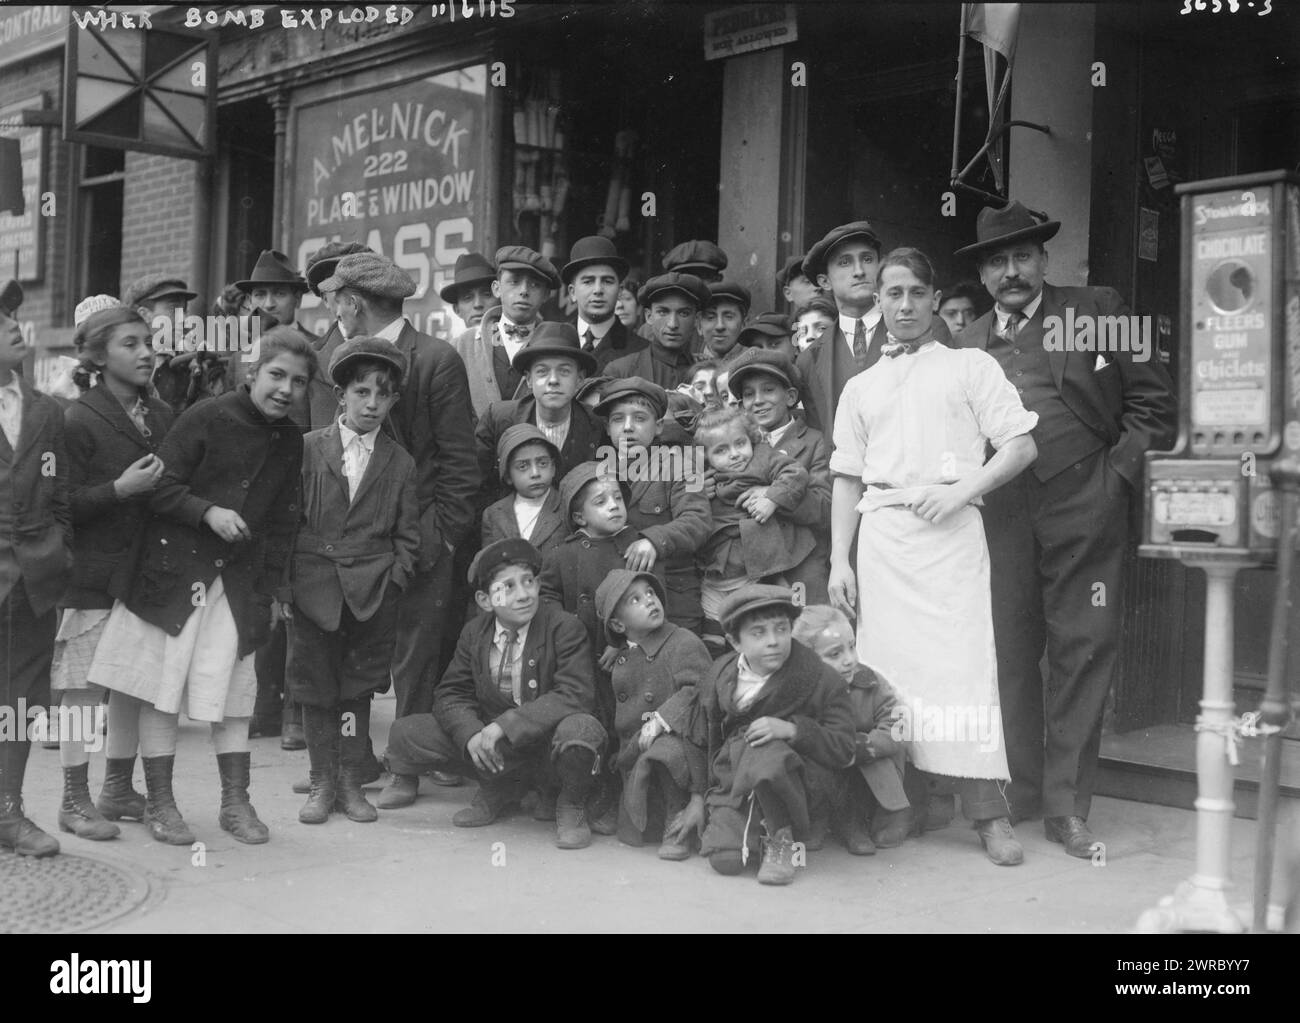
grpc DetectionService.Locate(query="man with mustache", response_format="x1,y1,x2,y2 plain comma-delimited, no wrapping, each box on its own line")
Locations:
955,201,1176,859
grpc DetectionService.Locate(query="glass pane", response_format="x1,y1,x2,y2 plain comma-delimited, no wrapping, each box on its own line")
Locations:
80,33,136,84
76,80,136,128
146,32,200,80
81,93,141,141
100,29,144,79
143,93,203,151
152,59,205,98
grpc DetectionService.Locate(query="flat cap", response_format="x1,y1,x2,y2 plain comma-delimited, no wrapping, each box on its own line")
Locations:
438,251,496,303
319,253,417,301
558,460,621,523
637,272,709,311
727,348,802,400
575,375,612,405
497,423,560,483
494,245,561,292
738,312,794,346
510,321,597,376
718,583,800,633
776,254,810,289
235,249,308,293
306,242,373,297
468,537,543,592
802,221,883,281
593,376,668,420
595,569,666,644
328,336,408,388
123,274,197,309
707,278,752,311
662,239,727,276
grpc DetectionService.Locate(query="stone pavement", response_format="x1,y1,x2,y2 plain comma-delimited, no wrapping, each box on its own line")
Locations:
14,692,1286,934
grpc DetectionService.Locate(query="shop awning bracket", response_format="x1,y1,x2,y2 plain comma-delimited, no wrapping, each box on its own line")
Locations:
950,118,1051,212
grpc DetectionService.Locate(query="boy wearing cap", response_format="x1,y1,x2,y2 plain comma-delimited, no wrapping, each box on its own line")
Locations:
474,322,603,506
382,538,606,850
439,252,496,334
737,313,798,363
593,378,712,632
778,254,821,312
453,245,561,421
284,338,419,825
596,569,711,860
728,350,831,603
563,236,646,372
662,240,728,283
700,585,856,885
698,280,751,367
481,424,566,558
603,274,710,391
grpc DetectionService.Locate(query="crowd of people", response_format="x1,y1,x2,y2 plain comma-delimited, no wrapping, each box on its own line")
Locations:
0,197,1176,886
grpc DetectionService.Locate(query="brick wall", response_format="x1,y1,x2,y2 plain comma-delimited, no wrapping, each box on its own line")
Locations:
120,152,197,299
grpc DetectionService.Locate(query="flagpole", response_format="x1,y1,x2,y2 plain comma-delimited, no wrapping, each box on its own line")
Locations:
951,4,968,184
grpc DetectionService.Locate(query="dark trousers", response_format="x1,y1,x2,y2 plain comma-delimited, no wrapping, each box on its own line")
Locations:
391,554,456,719
981,447,1129,820
290,587,399,707
1,579,56,811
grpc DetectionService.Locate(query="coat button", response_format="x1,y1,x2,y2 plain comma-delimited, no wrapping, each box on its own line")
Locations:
582,540,591,549
214,558,224,568
646,654,655,662
325,544,334,552
241,480,250,488
654,505,662,513
527,679,537,690
617,693,628,702
644,693,654,703
616,656,626,665
579,593,590,602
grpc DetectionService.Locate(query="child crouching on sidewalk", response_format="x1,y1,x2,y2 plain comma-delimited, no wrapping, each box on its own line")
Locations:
701,585,855,885
793,605,913,855
595,569,711,860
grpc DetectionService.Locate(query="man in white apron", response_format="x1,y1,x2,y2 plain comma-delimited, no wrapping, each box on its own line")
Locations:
827,248,1038,866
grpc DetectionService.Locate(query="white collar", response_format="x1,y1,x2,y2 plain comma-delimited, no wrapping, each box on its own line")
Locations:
493,618,530,646
765,417,796,446
736,653,774,685
838,307,881,338
338,415,379,452
514,492,547,510
995,290,1043,331
577,315,615,340
372,317,407,343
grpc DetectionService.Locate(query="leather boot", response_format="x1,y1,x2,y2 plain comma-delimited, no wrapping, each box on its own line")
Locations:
280,698,305,751
452,777,519,827
0,740,60,857
336,701,377,823
97,756,147,821
217,752,270,844
142,755,195,845
299,704,338,825
554,747,597,850
656,767,692,862
757,825,797,885
58,763,120,840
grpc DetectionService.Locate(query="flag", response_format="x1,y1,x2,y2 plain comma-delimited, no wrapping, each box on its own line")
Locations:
961,4,1021,192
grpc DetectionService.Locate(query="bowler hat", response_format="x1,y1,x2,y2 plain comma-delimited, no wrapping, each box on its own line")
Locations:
803,221,883,282
468,537,543,592
595,569,666,645
438,252,497,303
737,312,792,347
319,253,417,301
494,245,561,292
561,236,629,285
328,336,408,388
306,242,373,297
497,423,561,483
727,348,802,400
954,199,1061,259
662,240,727,277
637,272,709,311
707,279,751,312
510,321,598,376
593,376,668,420
236,250,308,293
123,274,197,309
717,583,799,634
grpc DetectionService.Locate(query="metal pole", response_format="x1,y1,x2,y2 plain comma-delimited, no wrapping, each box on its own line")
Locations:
951,5,967,183
1195,562,1241,899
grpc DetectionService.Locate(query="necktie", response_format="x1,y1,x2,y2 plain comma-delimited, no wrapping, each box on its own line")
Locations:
1002,310,1024,343
497,628,518,703
582,329,596,352
852,318,869,370
502,321,533,341
881,332,922,359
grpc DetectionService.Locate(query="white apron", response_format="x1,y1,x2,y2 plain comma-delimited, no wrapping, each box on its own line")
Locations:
855,488,1009,780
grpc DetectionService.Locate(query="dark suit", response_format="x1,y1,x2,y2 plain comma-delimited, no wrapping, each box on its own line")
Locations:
474,396,605,505
569,317,648,373
603,341,695,392
958,282,1176,821
767,418,832,604
481,489,567,558
306,319,348,429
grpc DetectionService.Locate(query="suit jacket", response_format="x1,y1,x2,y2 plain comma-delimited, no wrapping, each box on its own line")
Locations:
481,488,567,557
63,384,174,608
434,599,596,753
768,418,831,530
568,317,648,373
603,341,695,392
307,319,348,429
390,320,481,567
290,421,420,632
0,374,73,615
539,525,661,652
453,306,531,420
109,387,304,658
956,283,1176,488
474,396,605,505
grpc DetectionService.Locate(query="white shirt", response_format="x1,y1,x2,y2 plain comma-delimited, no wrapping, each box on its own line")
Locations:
338,416,379,501
839,307,882,357
372,316,409,345
513,493,546,541
536,411,570,452
497,316,536,361
492,619,530,705
734,654,773,712
994,290,1043,335
0,370,22,448
764,417,795,448
576,315,616,347
829,342,1038,491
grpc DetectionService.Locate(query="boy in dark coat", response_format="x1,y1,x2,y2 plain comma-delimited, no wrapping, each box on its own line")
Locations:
701,585,856,885
0,284,73,856
593,377,711,632
382,539,607,849
793,605,913,856
480,424,566,558
284,338,420,825
596,569,711,860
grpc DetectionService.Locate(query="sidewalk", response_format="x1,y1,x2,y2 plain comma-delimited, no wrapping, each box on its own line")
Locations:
16,692,1276,934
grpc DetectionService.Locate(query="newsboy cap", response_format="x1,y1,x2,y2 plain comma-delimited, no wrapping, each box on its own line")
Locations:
953,199,1061,259
776,254,810,290
123,274,197,309
438,251,496,303
707,278,752,312
235,249,308,293
595,569,666,645
593,376,668,420
497,423,561,483
637,272,709,311
494,245,561,292
662,239,727,277
327,336,408,388
737,312,793,347
802,221,883,281
468,537,543,592
318,253,417,301
717,583,800,634
727,348,802,401
306,242,374,297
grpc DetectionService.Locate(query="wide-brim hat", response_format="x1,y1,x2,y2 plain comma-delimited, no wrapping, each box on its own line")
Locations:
803,221,883,281
497,423,561,483
954,199,1061,259
595,569,666,645
662,239,727,276
561,235,629,285
236,249,308,293
637,272,709,311
438,252,497,303
593,376,668,420
495,245,561,292
737,312,792,347
717,583,799,633
327,336,408,388
727,349,802,401
468,538,543,592
305,242,373,297
510,321,598,376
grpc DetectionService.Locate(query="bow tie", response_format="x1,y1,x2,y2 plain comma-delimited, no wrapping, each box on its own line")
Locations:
881,333,923,358
502,321,534,341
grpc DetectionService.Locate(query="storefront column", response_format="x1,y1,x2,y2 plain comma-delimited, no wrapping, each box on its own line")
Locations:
1009,3,1095,286
717,47,785,309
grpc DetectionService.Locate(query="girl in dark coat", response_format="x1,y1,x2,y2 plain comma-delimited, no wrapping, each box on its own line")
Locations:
52,307,173,841
88,327,315,846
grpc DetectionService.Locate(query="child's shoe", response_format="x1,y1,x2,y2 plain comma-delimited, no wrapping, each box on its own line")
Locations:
757,825,797,885
555,795,592,849
845,811,877,856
